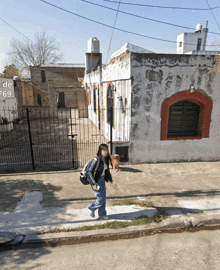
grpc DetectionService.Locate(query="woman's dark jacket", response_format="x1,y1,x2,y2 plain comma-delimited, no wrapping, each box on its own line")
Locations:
86,155,112,186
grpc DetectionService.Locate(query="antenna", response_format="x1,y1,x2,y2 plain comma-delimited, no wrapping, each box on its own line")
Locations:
206,20,208,28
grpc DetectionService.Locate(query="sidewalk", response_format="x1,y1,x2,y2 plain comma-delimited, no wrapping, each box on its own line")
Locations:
1,160,220,245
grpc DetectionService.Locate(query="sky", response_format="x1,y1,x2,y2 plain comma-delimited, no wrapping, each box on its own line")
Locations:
1,0,220,75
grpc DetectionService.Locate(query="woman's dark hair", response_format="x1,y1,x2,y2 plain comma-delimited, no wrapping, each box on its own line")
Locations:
96,143,111,165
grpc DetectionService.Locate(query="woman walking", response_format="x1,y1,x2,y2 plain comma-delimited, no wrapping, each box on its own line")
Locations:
86,143,113,220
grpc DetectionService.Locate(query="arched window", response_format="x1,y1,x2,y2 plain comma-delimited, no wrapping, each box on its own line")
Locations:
41,70,46,82
37,93,42,106
107,85,113,124
167,101,200,137
161,90,213,140
93,86,96,112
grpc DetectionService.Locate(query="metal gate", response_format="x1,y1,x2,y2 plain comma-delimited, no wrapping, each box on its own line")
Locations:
0,106,129,174
0,107,79,173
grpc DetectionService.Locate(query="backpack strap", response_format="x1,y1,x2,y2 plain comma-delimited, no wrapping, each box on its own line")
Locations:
93,156,100,178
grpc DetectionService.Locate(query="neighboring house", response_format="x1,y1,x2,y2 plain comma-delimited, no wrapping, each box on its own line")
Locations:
83,31,220,164
29,63,87,115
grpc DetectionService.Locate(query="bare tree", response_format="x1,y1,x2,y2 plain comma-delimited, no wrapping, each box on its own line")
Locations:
8,31,64,71
210,40,220,52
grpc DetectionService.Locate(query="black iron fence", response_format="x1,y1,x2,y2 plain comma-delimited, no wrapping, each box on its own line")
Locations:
0,106,130,174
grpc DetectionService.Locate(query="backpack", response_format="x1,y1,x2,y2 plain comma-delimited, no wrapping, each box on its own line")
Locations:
80,157,100,185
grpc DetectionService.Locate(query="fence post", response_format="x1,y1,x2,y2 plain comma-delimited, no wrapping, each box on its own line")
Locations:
110,106,113,155
69,107,75,168
26,108,35,170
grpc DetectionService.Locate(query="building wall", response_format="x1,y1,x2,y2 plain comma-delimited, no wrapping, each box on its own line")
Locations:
177,29,207,54
130,52,220,164
21,80,34,106
30,66,85,112
83,68,102,132
13,79,23,118
102,53,131,142
84,53,132,143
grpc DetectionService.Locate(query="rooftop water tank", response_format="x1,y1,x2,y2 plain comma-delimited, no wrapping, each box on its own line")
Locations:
87,37,100,53
196,23,202,31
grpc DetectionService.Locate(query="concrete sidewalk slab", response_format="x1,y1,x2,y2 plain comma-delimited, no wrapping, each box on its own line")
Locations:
0,232,16,244
0,191,158,235
1,161,220,245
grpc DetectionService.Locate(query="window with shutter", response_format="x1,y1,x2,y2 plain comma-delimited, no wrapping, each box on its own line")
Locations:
160,90,212,140
167,101,200,137
107,85,113,124
93,86,96,113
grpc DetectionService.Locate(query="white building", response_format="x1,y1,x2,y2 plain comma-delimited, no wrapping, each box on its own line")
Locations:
177,23,208,54
83,35,220,164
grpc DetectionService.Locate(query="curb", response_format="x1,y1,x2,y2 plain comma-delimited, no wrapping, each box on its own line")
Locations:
2,216,220,247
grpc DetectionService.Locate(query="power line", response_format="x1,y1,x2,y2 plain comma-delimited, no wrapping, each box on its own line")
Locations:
0,18,34,43
81,0,220,36
105,0,121,64
206,0,220,31
102,0,220,10
39,0,216,47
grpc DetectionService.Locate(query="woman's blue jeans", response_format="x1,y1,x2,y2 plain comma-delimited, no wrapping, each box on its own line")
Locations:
87,177,107,217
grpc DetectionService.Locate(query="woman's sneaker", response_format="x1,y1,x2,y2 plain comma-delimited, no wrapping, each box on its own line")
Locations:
88,209,95,218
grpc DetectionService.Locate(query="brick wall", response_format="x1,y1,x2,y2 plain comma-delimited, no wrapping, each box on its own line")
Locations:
13,80,23,118
21,80,34,106
29,66,86,111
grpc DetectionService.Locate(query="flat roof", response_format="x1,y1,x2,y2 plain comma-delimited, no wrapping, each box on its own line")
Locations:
111,43,155,59
31,63,85,68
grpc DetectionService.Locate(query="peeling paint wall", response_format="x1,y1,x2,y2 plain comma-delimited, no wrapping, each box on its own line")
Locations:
130,52,220,164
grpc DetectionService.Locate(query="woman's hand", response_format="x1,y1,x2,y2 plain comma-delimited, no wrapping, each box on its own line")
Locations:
92,184,98,190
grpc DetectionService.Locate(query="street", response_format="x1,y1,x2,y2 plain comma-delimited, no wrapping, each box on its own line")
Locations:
1,229,220,270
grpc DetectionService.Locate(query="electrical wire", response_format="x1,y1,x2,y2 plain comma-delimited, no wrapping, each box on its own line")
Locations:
81,0,220,36
0,18,34,43
101,0,220,10
40,0,217,47
105,0,121,64
206,0,220,31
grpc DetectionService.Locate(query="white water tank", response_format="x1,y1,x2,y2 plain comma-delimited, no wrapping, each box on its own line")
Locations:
87,37,100,53
196,23,202,32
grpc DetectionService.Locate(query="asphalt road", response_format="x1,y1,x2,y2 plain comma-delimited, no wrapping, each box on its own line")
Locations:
1,229,220,270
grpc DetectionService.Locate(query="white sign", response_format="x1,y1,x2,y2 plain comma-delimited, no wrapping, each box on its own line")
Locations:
0,78,15,100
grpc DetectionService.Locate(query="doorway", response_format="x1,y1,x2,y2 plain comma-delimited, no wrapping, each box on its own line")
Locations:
58,92,65,108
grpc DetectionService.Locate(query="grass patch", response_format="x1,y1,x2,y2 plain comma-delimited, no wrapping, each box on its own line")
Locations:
112,199,154,208
41,209,168,234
